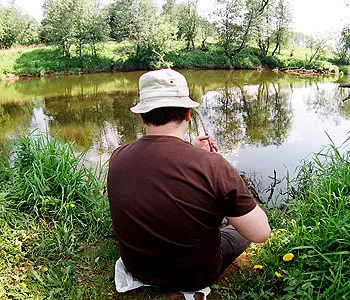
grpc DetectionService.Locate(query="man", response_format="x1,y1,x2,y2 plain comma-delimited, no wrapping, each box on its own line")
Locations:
107,69,271,292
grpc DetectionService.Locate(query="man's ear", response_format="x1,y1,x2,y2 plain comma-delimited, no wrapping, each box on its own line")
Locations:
185,109,191,122
138,114,146,124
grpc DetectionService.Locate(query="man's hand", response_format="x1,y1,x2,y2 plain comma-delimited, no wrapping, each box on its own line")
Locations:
193,136,219,152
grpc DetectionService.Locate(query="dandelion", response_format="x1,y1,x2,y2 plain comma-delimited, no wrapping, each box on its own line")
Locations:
275,271,282,278
21,282,27,288
99,190,104,195
283,253,294,261
70,204,75,208
253,264,263,269
96,218,101,222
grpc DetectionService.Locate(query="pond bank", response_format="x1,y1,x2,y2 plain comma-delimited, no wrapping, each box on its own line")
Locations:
0,132,349,299
0,43,344,82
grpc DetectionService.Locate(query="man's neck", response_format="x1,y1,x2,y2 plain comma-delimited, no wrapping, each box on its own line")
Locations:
145,121,187,140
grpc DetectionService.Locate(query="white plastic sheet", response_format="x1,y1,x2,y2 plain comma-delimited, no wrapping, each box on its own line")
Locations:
115,258,211,300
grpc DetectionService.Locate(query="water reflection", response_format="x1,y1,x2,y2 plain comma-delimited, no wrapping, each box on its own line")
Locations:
201,82,293,149
1,70,350,199
44,91,143,151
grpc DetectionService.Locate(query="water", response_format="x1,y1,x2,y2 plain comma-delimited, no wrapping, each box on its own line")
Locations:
1,70,350,201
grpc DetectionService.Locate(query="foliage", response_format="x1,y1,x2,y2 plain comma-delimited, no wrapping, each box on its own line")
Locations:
336,26,350,64
0,6,40,48
41,0,108,57
108,0,177,61
165,49,231,68
231,50,261,69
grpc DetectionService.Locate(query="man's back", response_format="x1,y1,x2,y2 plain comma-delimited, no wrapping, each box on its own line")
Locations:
108,135,256,291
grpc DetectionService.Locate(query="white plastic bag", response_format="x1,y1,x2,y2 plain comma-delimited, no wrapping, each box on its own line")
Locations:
114,258,211,300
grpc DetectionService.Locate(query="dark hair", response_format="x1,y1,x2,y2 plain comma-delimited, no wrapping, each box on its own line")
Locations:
140,107,189,126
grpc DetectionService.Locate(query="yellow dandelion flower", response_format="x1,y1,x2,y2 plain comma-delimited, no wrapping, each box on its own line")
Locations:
253,264,263,269
96,218,101,222
283,253,294,261
275,271,282,278
70,204,75,208
99,190,104,195
21,282,27,288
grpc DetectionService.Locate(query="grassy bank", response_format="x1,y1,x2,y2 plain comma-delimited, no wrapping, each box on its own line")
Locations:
212,137,350,299
0,42,343,80
0,132,349,299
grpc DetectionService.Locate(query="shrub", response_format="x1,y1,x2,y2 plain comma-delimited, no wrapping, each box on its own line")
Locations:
261,56,282,68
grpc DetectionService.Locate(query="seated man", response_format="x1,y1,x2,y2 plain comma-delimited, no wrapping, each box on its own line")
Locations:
107,69,271,291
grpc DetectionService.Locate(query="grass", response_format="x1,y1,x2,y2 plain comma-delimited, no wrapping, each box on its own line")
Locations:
0,132,349,299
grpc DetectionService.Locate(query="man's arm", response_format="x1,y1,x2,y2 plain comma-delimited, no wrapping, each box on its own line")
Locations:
227,205,271,243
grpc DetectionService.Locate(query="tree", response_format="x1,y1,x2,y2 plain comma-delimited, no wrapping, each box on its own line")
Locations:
270,0,291,56
178,0,199,51
215,0,271,55
108,0,177,58
0,6,34,48
108,0,135,42
336,26,350,63
197,16,216,50
41,0,108,57
214,0,244,55
307,36,329,64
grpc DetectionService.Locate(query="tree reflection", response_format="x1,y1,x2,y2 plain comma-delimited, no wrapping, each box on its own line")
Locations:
44,91,143,151
304,83,350,124
202,81,293,148
0,101,33,156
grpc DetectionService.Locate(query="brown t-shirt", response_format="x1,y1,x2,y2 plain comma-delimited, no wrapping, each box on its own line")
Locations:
107,135,256,291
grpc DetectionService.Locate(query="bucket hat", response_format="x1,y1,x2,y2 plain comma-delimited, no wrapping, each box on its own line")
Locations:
130,69,200,113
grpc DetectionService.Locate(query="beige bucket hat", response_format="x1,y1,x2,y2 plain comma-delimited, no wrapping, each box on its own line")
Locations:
130,69,200,113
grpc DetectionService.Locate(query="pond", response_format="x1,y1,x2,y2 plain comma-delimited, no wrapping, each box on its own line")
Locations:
1,70,350,202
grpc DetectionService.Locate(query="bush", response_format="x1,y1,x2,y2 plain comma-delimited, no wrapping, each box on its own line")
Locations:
261,55,282,68
165,50,232,69
231,51,261,69
339,65,350,75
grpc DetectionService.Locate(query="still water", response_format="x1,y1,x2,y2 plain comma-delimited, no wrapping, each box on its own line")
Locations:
1,70,350,201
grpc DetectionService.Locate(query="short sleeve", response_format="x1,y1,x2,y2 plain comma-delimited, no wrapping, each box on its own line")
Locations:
214,157,257,217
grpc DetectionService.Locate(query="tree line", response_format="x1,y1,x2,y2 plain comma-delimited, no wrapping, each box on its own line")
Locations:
1,0,350,64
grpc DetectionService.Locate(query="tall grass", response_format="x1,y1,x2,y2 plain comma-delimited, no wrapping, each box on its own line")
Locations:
4,132,112,238
0,132,118,299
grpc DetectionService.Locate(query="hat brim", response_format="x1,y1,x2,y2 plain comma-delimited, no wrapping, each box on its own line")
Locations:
130,97,200,113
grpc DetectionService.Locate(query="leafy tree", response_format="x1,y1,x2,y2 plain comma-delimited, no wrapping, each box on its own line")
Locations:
336,26,350,63
108,0,135,42
41,0,108,57
214,0,244,55
178,0,199,51
270,0,291,56
197,16,216,50
0,6,34,48
256,0,291,57
109,0,177,60
215,0,273,55
307,36,330,63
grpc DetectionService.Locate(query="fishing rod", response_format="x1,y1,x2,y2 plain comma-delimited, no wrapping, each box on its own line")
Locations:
193,108,214,152
151,50,214,152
